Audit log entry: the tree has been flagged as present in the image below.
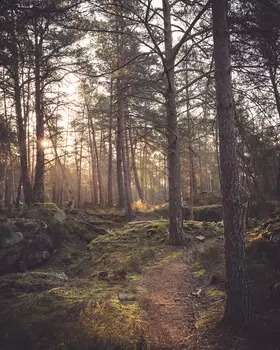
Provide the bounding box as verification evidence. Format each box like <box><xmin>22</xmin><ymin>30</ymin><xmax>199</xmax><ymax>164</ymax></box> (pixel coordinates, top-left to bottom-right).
<box><xmin>212</xmin><ymin>0</ymin><xmax>251</xmax><ymax>325</ymax></box>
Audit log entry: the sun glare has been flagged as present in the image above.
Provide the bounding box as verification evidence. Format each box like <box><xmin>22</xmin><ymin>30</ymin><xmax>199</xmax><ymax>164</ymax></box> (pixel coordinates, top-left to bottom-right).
<box><xmin>41</xmin><ymin>139</ymin><xmax>49</xmax><ymax>149</ymax></box>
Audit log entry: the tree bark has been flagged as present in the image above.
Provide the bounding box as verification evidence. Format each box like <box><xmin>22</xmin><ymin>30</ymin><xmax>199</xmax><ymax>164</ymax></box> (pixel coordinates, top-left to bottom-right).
<box><xmin>107</xmin><ymin>78</ymin><xmax>114</xmax><ymax>207</ymax></box>
<box><xmin>11</xmin><ymin>7</ymin><xmax>33</xmax><ymax>205</ymax></box>
<box><xmin>162</xmin><ymin>0</ymin><xmax>183</xmax><ymax>245</ymax></box>
<box><xmin>129</xmin><ymin>124</ymin><xmax>144</xmax><ymax>202</ymax></box>
<box><xmin>269</xmin><ymin>66</ymin><xmax>280</xmax><ymax>118</ymax></box>
<box><xmin>123</xmin><ymin>116</ymin><xmax>133</xmax><ymax>221</ymax></box>
<box><xmin>33</xmin><ymin>19</ymin><xmax>45</xmax><ymax>203</ymax></box>
<box><xmin>15</xmin><ymin>83</ymin><xmax>33</xmax><ymax>204</ymax></box>
<box><xmin>212</xmin><ymin>0</ymin><xmax>251</xmax><ymax>326</ymax></box>
<box><xmin>92</xmin><ymin>123</ymin><xmax>103</xmax><ymax>206</ymax></box>
<box><xmin>116</xmin><ymin>77</ymin><xmax>125</xmax><ymax>208</ymax></box>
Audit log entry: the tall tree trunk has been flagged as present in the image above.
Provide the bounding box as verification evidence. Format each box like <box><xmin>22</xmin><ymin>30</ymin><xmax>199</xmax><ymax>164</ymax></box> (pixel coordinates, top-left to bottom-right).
<box><xmin>124</xmin><ymin>113</ymin><xmax>133</xmax><ymax>206</ymax></box>
<box><xmin>87</xmin><ymin>111</ymin><xmax>98</xmax><ymax>205</ymax></box>
<box><xmin>33</xmin><ymin>23</ymin><xmax>45</xmax><ymax>203</ymax></box>
<box><xmin>116</xmin><ymin>77</ymin><xmax>125</xmax><ymax>208</ymax></box>
<box><xmin>107</xmin><ymin>78</ymin><xmax>114</xmax><ymax>207</ymax></box>
<box><xmin>91</xmin><ymin>123</ymin><xmax>103</xmax><ymax>206</ymax></box>
<box><xmin>123</xmin><ymin>117</ymin><xmax>133</xmax><ymax>221</ymax></box>
<box><xmin>212</xmin><ymin>0</ymin><xmax>251</xmax><ymax>325</ymax></box>
<box><xmin>15</xmin><ymin>84</ymin><xmax>33</xmax><ymax>204</ymax></box>
<box><xmin>185</xmin><ymin>61</ymin><xmax>194</xmax><ymax>219</ymax></box>
<box><xmin>269</xmin><ymin>66</ymin><xmax>280</xmax><ymax>118</ymax></box>
<box><xmin>15</xmin><ymin>177</ymin><xmax>22</xmax><ymax>208</ymax></box>
<box><xmin>129</xmin><ymin>123</ymin><xmax>144</xmax><ymax>202</ymax></box>
<box><xmin>11</xmin><ymin>6</ymin><xmax>32</xmax><ymax>204</ymax></box>
<box><xmin>163</xmin><ymin>0</ymin><xmax>183</xmax><ymax>245</ymax></box>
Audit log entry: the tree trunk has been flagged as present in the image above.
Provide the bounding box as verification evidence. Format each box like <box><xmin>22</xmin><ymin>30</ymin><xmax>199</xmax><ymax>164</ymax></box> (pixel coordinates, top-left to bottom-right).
<box><xmin>11</xmin><ymin>7</ymin><xmax>33</xmax><ymax>205</ymax></box>
<box><xmin>92</xmin><ymin>125</ymin><xmax>103</xmax><ymax>206</ymax></box>
<box><xmin>33</xmin><ymin>24</ymin><xmax>45</xmax><ymax>203</ymax></box>
<box><xmin>123</xmin><ymin>117</ymin><xmax>133</xmax><ymax>221</ymax></box>
<box><xmin>212</xmin><ymin>0</ymin><xmax>251</xmax><ymax>326</ymax></box>
<box><xmin>162</xmin><ymin>0</ymin><xmax>183</xmax><ymax>245</ymax></box>
<box><xmin>77</xmin><ymin>138</ymin><xmax>83</xmax><ymax>208</ymax></box>
<box><xmin>116</xmin><ymin>76</ymin><xmax>125</xmax><ymax>208</ymax></box>
<box><xmin>15</xmin><ymin>84</ymin><xmax>33</xmax><ymax>204</ymax></box>
<box><xmin>107</xmin><ymin>78</ymin><xmax>114</xmax><ymax>207</ymax></box>
<box><xmin>269</xmin><ymin>66</ymin><xmax>280</xmax><ymax>118</ymax></box>
<box><xmin>129</xmin><ymin>124</ymin><xmax>144</xmax><ymax>202</ymax></box>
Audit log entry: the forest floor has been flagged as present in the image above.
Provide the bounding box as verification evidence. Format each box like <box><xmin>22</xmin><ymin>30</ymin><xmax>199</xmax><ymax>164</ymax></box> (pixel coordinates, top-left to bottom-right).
<box><xmin>139</xmin><ymin>238</ymin><xmax>248</xmax><ymax>350</ymax></box>
<box><xmin>1</xmin><ymin>207</ymin><xmax>280</xmax><ymax>349</ymax></box>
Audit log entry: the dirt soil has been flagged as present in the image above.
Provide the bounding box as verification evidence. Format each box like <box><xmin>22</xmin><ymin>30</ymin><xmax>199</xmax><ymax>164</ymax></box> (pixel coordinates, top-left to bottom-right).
<box><xmin>139</xmin><ymin>241</ymin><xmax>265</xmax><ymax>350</ymax></box>
<box><xmin>141</xmin><ymin>255</ymin><xmax>199</xmax><ymax>349</ymax></box>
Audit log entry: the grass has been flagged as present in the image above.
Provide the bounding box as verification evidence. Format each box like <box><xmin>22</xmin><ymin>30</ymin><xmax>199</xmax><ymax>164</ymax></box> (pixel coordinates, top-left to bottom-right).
<box><xmin>0</xmin><ymin>218</ymin><xmax>181</xmax><ymax>349</ymax></box>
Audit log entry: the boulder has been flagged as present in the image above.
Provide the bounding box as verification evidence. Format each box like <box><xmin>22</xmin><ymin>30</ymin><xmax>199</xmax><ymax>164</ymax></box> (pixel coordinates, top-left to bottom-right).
<box><xmin>0</xmin><ymin>223</ymin><xmax>23</xmax><ymax>249</ymax></box>
<box><xmin>0</xmin><ymin>244</ymin><xmax>24</xmax><ymax>274</ymax></box>
<box><xmin>23</xmin><ymin>250</ymin><xmax>50</xmax><ymax>269</ymax></box>
<box><xmin>26</xmin><ymin>203</ymin><xmax>67</xmax><ymax>225</ymax></box>
<box><xmin>0</xmin><ymin>223</ymin><xmax>24</xmax><ymax>274</ymax></box>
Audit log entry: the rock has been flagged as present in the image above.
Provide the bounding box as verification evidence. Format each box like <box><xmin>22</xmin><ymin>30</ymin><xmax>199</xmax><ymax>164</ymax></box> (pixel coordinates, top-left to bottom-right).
<box><xmin>194</xmin><ymin>205</ymin><xmax>223</xmax><ymax>222</ymax></box>
<box><xmin>0</xmin><ymin>244</ymin><xmax>24</xmax><ymax>274</ymax></box>
<box><xmin>210</xmin><ymin>275</ymin><xmax>225</xmax><ymax>285</ymax></box>
<box><xmin>0</xmin><ymin>223</ymin><xmax>25</xmax><ymax>274</ymax></box>
<box><xmin>195</xmin><ymin>235</ymin><xmax>206</xmax><ymax>242</ymax></box>
<box><xmin>110</xmin><ymin>269</ymin><xmax>127</xmax><ymax>281</ymax></box>
<box><xmin>98</xmin><ymin>271</ymin><xmax>108</xmax><ymax>280</ymax></box>
<box><xmin>0</xmin><ymin>223</ymin><xmax>24</xmax><ymax>249</ymax></box>
<box><xmin>217</xmin><ymin>220</ymin><xmax>224</xmax><ymax>228</ymax></box>
<box><xmin>32</xmin><ymin>230</ymin><xmax>53</xmax><ymax>251</ymax></box>
<box><xmin>191</xmin><ymin>288</ymin><xmax>202</xmax><ymax>298</ymax></box>
<box><xmin>182</xmin><ymin>206</ymin><xmax>190</xmax><ymax>220</ymax></box>
<box><xmin>24</xmin><ymin>250</ymin><xmax>50</xmax><ymax>268</ymax></box>
<box><xmin>118</xmin><ymin>292</ymin><xmax>136</xmax><ymax>302</ymax></box>
<box><xmin>26</xmin><ymin>203</ymin><xmax>67</xmax><ymax>225</ymax></box>
<box><xmin>54</xmin><ymin>272</ymin><xmax>68</xmax><ymax>281</ymax></box>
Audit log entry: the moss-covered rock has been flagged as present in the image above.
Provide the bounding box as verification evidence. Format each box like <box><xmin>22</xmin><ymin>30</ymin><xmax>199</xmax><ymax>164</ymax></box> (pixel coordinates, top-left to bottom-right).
<box><xmin>25</xmin><ymin>202</ymin><xmax>67</xmax><ymax>225</ymax></box>
<box><xmin>193</xmin><ymin>205</ymin><xmax>223</xmax><ymax>222</ymax></box>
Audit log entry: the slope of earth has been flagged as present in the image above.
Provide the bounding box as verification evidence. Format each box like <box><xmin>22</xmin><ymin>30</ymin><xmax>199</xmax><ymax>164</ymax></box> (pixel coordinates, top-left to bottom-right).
<box><xmin>2</xmin><ymin>206</ymin><xmax>279</xmax><ymax>350</ymax></box>
<box><xmin>0</xmin><ymin>209</ymin><xmax>224</xmax><ymax>350</ymax></box>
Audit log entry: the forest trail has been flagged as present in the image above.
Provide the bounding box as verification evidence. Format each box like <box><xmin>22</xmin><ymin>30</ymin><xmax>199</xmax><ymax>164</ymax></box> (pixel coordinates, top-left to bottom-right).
<box><xmin>140</xmin><ymin>252</ymin><xmax>200</xmax><ymax>350</ymax></box>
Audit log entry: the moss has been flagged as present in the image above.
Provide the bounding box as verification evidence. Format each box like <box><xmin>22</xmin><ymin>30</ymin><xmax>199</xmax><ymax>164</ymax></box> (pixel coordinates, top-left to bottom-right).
<box><xmin>79</xmin><ymin>298</ymin><xmax>143</xmax><ymax>348</ymax></box>
<box><xmin>148</xmin><ymin>204</ymin><xmax>169</xmax><ymax>218</ymax></box>
<box><xmin>207</xmin><ymin>288</ymin><xmax>225</xmax><ymax>298</ymax></box>
<box><xmin>87</xmin><ymin>220</ymin><xmax>170</xmax><ymax>275</ymax></box>
<box><xmin>0</xmin><ymin>269</ymin><xmax>145</xmax><ymax>349</ymax></box>
<box><xmin>193</xmin><ymin>269</ymin><xmax>206</xmax><ymax>277</ymax></box>
<box><xmin>195</xmin><ymin>303</ymin><xmax>223</xmax><ymax>329</ymax></box>
<box><xmin>193</xmin><ymin>205</ymin><xmax>223</xmax><ymax>222</ymax></box>
<box><xmin>0</xmin><ymin>217</ymin><xmax>186</xmax><ymax>349</ymax></box>
<box><xmin>183</xmin><ymin>221</ymin><xmax>221</xmax><ymax>238</ymax></box>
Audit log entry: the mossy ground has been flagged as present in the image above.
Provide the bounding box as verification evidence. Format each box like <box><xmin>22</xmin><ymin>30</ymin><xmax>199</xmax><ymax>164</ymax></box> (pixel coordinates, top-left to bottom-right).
<box><xmin>0</xmin><ymin>216</ymin><xmax>187</xmax><ymax>349</ymax></box>
<box><xmin>190</xmin><ymin>213</ymin><xmax>280</xmax><ymax>349</ymax></box>
<box><xmin>2</xmin><ymin>203</ymin><xmax>277</xmax><ymax>350</ymax></box>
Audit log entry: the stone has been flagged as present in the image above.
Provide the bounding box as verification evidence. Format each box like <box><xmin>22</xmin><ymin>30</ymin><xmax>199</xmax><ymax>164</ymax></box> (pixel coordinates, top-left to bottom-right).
<box><xmin>210</xmin><ymin>274</ymin><xmax>225</xmax><ymax>285</ymax></box>
<box><xmin>54</xmin><ymin>272</ymin><xmax>68</xmax><ymax>281</ymax></box>
<box><xmin>32</xmin><ymin>231</ymin><xmax>53</xmax><ymax>251</ymax></box>
<box><xmin>195</xmin><ymin>235</ymin><xmax>206</xmax><ymax>242</ymax></box>
<box><xmin>24</xmin><ymin>250</ymin><xmax>50</xmax><ymax>268</ymax></box>
<box><xmin>0</xmin><ymin>223</ymin><xmax>24</xmax><ymax>249</ymax></box>
<box><xmin>191</xmin><ymin>288</ymin><xmax>202</xmax><ymax>298</ymax></box>
<box><xmin>98</xmin><ymin>271</ymin><xmax>108</xmax><ymax>280</ymax></box>
<box><xmin>54</xmin><ymin>207</ymin><xmax>67</xmax><ymax>223</ymax></box>
<box><xmin>0</xmin><ymin>223</ymin><xmax>25</xmax><ymax>273</ymax></box>
<box><xmin>118</xmin><ymin>292</ymin><xmax>136</xmax><ymax>302</ymax></box>
<box><xmin>0</xmin><ymin>244</ymin><xmax>24</xmax><ymax>273</ymax></box>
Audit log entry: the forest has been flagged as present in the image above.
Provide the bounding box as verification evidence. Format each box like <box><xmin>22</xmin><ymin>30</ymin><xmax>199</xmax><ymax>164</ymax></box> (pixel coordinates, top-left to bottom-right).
<box><xmin>0</xmin><ymin>0</ymin><xmax>280</xmax><ymax>349</ymax></box>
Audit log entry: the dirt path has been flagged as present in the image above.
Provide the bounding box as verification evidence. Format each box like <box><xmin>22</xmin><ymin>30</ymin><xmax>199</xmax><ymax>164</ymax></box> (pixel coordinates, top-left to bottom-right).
<box><xmin>140</xmin><ymin>251</ymin><xmax>201</xmax><ymax>350</ymax></box>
